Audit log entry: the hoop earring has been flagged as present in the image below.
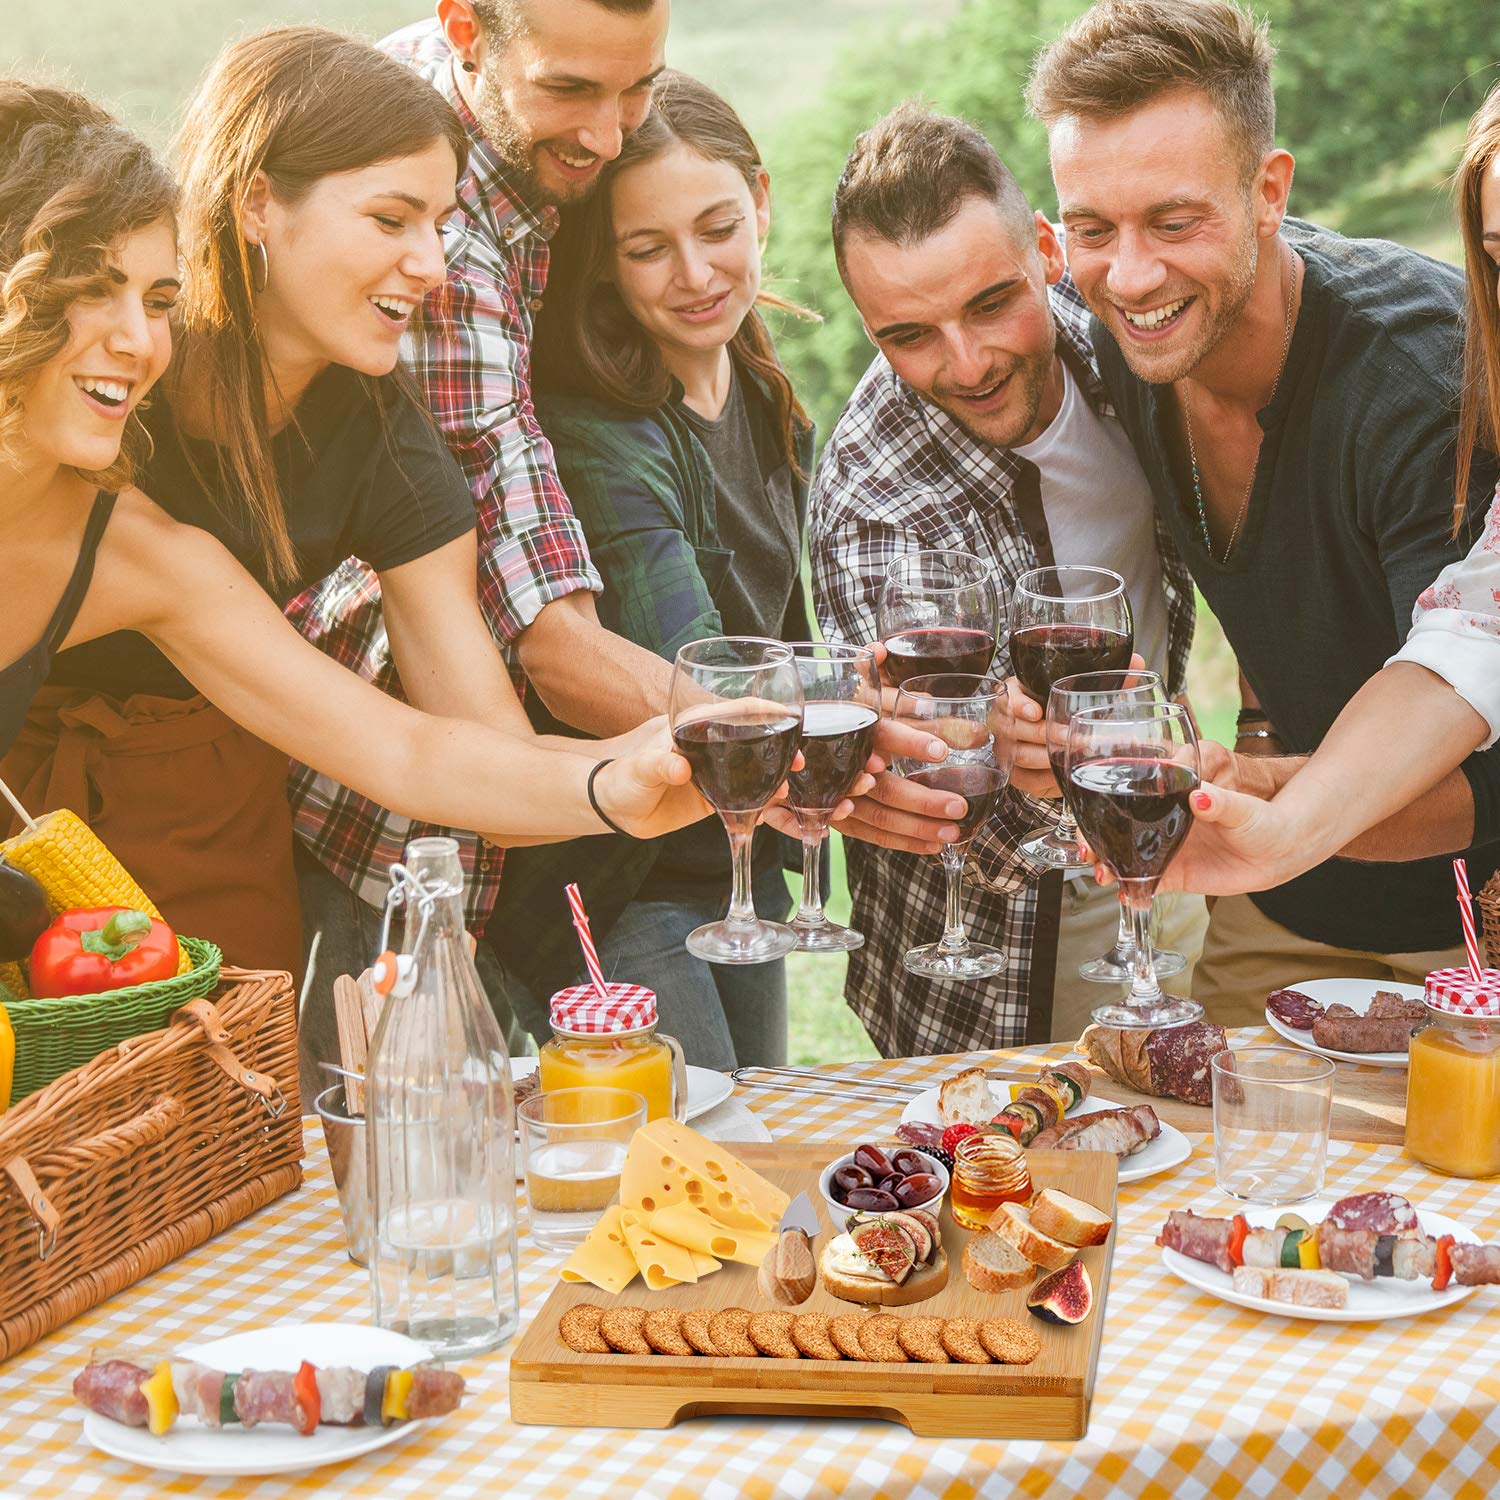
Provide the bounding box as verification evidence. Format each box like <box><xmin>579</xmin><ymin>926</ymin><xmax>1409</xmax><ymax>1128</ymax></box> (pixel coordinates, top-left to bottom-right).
<box><xmin>249</xmin><ymin>240</ymin><xmax>269</xmax><ymax>294</ymax></box>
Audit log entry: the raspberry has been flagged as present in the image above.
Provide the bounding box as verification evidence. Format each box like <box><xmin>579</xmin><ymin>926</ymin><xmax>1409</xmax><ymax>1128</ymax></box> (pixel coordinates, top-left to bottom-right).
<box><xmin>940</xmin><ymin>1123</ymin><xmax>980</xmax><ymax>1154</ymax></box>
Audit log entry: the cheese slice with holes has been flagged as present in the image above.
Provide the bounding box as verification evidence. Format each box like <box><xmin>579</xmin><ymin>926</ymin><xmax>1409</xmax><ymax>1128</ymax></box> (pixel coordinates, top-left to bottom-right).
<box><xmin>619</xmin><ymin>1118</ymin><xmax>788</xmax><ymax>1232</ymax></box>
<box><xmin>619</xmin><ymin>1208</ymin><xmax>700</xmax><ymax>1291</ymax></box>
<box><xmin>649</xmin><ymin>1202</ymin><xmax>776</xmax><ymax>1267</ymax></box>
<box><xmin>558</xmin><ymin>1205</ymin><xmax>638</xmax><ymax>1295</ymax></box>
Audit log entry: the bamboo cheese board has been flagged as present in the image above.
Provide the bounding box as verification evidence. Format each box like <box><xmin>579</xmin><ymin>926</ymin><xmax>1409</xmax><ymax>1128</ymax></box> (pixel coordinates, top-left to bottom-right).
<box><xmin>510</xmin><ymin>1143</ymin><xmax>1118</xmax><ymax>1439</ymax></box>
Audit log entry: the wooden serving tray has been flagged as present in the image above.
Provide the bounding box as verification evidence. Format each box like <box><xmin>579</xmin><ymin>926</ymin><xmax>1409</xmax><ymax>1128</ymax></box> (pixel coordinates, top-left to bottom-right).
<box><xmin>511</xmin><ymin>1144</ymin><xmax>1118</xmax><ymax>1438</ymax></box>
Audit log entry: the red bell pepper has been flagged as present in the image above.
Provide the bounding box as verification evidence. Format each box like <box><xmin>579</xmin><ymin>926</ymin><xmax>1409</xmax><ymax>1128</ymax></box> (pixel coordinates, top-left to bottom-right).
<box><xmin>1228</xmin><ymin>1214</ymin><xmax>1250</xmax><ymax>1268</ymax></box>
<box><xmin>29</xmin><ymin>907</ymin><xmax>177</xmax><ymax>997</ymax></box>
<box><xmin>1433</xmin><ymin>1233</ymin><xmax>1455</xmax><ymax>1292</ymax></box>
<box><xmin>292</xmin><ymin>1362</ymin><xmax>321</xmax><ymax>1435</ymax></box>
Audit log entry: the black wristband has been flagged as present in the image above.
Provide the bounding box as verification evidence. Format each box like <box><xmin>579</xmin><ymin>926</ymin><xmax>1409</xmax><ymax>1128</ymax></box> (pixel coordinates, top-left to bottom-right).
<box><xmin>1236</xmin><ymin>707</ymin><xmax>1270</xmax><ymax>728</ymax></box>
<box><xmin>587</xmin><ymin>758</ymin><xmax>634</xmax><ymax>838</ymax></box>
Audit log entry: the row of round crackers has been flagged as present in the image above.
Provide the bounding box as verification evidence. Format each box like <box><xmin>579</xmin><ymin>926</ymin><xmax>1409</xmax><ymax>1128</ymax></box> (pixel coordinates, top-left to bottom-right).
<box><xmin>560</xmin><ymin>1305</ymin><xmax>1041</xmax><ymax>1365</ymax></box>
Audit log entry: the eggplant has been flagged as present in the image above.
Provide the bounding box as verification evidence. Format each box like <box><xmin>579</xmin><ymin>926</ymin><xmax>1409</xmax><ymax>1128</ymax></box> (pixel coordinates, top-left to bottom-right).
<box><xmin>0</xmin><ymin>859</ymin><xmax>49</xmax><ymax>963</ymax></box>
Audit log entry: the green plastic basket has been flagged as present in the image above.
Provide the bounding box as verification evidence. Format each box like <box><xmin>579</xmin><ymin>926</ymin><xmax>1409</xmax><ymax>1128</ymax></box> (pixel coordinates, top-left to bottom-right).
<box><xmin>5</xmin><ymin>935</ymin><xmax>223</xmax><ymax>1106</ymax></box>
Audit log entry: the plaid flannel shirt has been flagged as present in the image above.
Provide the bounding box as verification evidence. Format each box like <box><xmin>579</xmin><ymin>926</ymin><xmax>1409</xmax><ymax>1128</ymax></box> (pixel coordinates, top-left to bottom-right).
<box><xmin>809</xmin><ymin>278</ymin><xmax>1195</xmax><ymax>1055</ymax></box>
<box><xmin>283</xmin><ymin>20</ymin><xmax>603</xmax><ymax>933</ymax></box>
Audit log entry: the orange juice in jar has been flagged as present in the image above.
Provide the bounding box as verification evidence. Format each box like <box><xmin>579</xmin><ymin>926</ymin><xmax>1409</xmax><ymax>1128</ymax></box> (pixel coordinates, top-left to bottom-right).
<box><xmin>538</xmin><ymin>982</ymin><xmax>687</xmax><ymax>1123</ymax></box>
<box><xmin>1405</xmin><ymin>967</ymin><xmax>1500</xmax><ymax>1179</ymax></box>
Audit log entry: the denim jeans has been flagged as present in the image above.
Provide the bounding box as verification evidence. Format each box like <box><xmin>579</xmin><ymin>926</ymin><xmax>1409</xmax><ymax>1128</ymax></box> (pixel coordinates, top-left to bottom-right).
<box><xmin>598</xmin><ymin>857</ymin><xmax>792</xmax><ymax>1071</ymax></box>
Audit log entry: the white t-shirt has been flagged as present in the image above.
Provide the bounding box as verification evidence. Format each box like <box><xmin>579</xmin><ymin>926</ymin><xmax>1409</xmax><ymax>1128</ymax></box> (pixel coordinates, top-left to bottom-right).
<box><xmin>1012</xmin><ymin>362</ymin><xmax>1171</xmax><ymax>681</ymax></box>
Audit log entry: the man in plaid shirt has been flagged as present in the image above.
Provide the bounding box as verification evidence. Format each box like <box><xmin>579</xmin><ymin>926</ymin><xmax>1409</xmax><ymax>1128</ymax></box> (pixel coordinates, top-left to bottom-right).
<box><xmin>812</xmin><ymin>105</ymin><xmax>1198</xmax><ymax>1055</ymax></box>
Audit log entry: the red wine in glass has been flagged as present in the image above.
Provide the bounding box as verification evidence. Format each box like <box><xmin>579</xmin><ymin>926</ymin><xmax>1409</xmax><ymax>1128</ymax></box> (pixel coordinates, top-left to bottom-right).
<box><xmin>1067</xmin><ymin>757</ymin><xmax>1198</xmax><ymax>882</ymax></box>
<box><xmin>672</xmin><ymin>713</ymin><xmax>802</xmax><ymax>813</ymax></box>
<box><xmin>882</xmin><ymin>628</ymin><xmax>997</xmax><ymax>686</ymax></box>
<box><xmin>905</xmin><ymin>764</ymin><xmax>1007</xmax><ymax>844</ymax></box>
<box><xmin>787</xmin><ymin>702</ymin><xmax>879</xmax><ymax>812</ymax></box>
<box><xmin>1010</xmin><ymin>624</ymin><xmax>1134</xmax><ymax>703</ymax></box>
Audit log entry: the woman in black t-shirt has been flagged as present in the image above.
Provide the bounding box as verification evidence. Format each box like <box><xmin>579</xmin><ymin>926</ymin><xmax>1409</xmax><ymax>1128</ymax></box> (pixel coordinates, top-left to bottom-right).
<box><xmin>0</xmin><ymin>76</ymin><xmax>710</xmax><ymax>992</ymax></box>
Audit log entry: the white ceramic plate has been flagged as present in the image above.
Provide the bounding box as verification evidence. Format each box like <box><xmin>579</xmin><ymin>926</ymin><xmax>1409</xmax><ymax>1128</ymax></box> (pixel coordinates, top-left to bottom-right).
<box><xmin>900</xmin><ymin>1082</ymin><xmax>1192</xmax><ymax>1185</ymax></box>
<box><xmin>509</xmin><ymin>1057</ymin><xmax>733</xmax><ymax>1121</ymax></box>
<box><xmin>1264</xmin><ymin>978</ymin><xmax>1425</xmax><ymax>1069</ymax></box>
<box><xmin>1160</xmin><ymin>1199</ymin><xmax>1479</xmax><ymax>1322</ymax></box>
<box><xmin>81</xmin><ymin>1323</ymin><xmax>445</xmax><ymax>1477</ymax></box>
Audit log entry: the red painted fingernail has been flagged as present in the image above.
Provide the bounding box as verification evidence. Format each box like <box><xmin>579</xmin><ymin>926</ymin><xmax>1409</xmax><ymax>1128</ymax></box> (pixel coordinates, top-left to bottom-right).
<box><xmin>1192</xmin><ymin>791</ymin><xmax>1211</xmax><ymax>811</ymax></box>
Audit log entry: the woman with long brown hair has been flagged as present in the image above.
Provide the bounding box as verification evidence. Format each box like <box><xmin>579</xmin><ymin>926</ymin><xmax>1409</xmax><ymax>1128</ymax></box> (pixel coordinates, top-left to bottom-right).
<box><xmin>1149</xmin><ymin>78</ymin><xmax>1500</xmax><ymax>895</ymax></box>
<box><xmin>0</xmin><ymin>64</ymin><xmax>711</xmax><ymax>1067</ymax></box>
<box><xmin>524</xmin><ymin>70</ymin><xmax>820</xmax><ymax>1068</ymax></box>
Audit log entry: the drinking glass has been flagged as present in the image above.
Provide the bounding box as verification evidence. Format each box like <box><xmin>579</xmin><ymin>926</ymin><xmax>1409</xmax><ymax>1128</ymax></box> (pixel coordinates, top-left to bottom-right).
<box><xmin>784</xmin><ymin>642</ymin><xmax>881</xmax><ymax>952</ymax></box>
<box><xmin>1211</xmin><ymin>1048</ymin><xmax>1335</xmax><ymax>1204</ymax></box>
<box><xmin>1012</xmin><ymin>565</ymin><xmax>1134</xmax><ymax>869</ymax></box>
<box><xmin>1045</xmin><ymin>668</ymin><xmax>1187</xmax><ymax>984</ymax></box>
<box><xmin>669</xmin><ymin>637</ymin><xmax>804</xmax><ymax>964</ymax></box>
<box><xmin>876</xmin><ymin>549</ymin><xmax>1001</xmax><ymax>688</ymax></box>
<box><xmin>891</xmin><ymin>674</ymin><xmax>1016</xmax><ymax>979</ymax></box>
<box><xmin>518</xmin><ymin>1087</ymin><xmax>646</xmax><ymax>1249</ymax></box>
<box><xmin>1066</xmin><ymin>701</ymin><xmax>1203</xmax><ymax>1028</ymax></box>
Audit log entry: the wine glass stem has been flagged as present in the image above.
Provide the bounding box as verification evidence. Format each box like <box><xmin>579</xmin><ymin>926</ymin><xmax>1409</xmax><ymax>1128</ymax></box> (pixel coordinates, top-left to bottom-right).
<box><xmin>938</xmin><ymin>846</ymin><xmax>971</xmax><ymax>955</ymax></box>
<box><xmin>795</xmin><ymin>815</ymin><xmax>829</xmax><ymax>927</ymax></box>
<box><xmin>722</xmin><ymin>811</ymin><xmax>760</xmax><ymax>932</ymax></box>
<box><xmin>1121</xmin><ymin>882</ymin><xmax>1162</xmax><ymax>1002</ymax></box>
<box><xmin>1054</xmin><ymin>807</ymin><xmax>1079</xmax><ymax>846</ymax></box>
<box><xmin>1110</xmin><ymin>895</ymin><xmax>1134</xmax><ymax>963</ymax></box>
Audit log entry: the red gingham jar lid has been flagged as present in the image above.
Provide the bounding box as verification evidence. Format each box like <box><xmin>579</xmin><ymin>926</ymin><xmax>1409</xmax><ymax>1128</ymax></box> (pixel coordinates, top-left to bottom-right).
<box><xmin>1425</xmin><ymin>968</ymin><xmax>1500</xmax><ymax>1018</ymax></box>
<box><xmin>549</xmin><ymin>982</ymin><xmax>659</xmax><ymax>1035</ymax></box>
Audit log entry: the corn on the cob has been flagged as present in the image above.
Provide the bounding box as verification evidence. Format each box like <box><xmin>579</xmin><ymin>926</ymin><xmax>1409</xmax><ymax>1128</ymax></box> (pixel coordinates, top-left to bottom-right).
<box><xmin>0</xmin><ymin>960</ymin><xmax>26</xmax><ymax>1000</ymax></box>
<box><xmin>1</xmin><ymin>810</ymin><xmax>191</xmax><ymax>976</ymax></box>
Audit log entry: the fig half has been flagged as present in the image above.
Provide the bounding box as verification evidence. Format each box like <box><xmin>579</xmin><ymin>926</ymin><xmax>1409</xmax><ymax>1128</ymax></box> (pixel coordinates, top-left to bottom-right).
<box><xmin>1026</xmin><ymin>1259</ymin><xmax>1093</xmax><ymax>1326</ymax></box>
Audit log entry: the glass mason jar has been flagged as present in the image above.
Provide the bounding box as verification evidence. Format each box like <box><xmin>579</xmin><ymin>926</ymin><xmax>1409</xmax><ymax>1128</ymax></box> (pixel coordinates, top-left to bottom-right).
<box><xmin>366</xmin><ymin>838</ymin><xmax>520</xmax><ymax>1357</ymax></box>
<box><xmin>1406</xmin><ymin>967</ymin><xmax>1500</xmax><ymax>1179</ymax></box>
<box><xmin>950</xmin><ymin>1131</ymin><xmax>1032</xmax><ymax>1230</ymax></box>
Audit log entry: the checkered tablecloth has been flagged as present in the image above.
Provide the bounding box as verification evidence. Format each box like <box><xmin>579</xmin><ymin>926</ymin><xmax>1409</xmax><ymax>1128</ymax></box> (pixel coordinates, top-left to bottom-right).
<box><xmin>4</xmin><ymin>1031</ymin><xmax>1499</xmax><ymax>1499</ymax></box>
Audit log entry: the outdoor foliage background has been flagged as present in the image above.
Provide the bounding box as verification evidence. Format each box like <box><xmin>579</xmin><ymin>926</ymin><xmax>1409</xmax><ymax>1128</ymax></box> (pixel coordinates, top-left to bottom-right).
<box><xmin>6</xmin><ymin>0</ymin><xmax>1492</xmax><ymax>1060</ymax></box>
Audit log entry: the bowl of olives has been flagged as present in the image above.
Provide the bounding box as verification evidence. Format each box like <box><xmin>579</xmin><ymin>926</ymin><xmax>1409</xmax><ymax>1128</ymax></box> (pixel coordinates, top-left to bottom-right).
<box><xmin>818</xmin><ymin>1142</ymin><xmax>949</xmax><ymax>1225</ymax></box>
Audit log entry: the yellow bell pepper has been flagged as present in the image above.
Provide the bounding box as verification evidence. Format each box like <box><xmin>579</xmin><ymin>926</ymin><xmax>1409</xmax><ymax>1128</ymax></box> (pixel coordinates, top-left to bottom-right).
<box><xmin>141</xmin><ymin>1360</ymin><xmax>178</xmax><ymax>1436</ymax></box>
<box><xmin>1299</xmin><ymin>1232</ymin><xmax>1322</xmax><ymax>1271</ymax></box>
<box><xmin>381</xmin><ymin>1368</ymin><xmax>414</xmax><ymax>1425</ymax></box>
<box><xmin>0</xmin><ymin>999</ymin><xmax>13</xmax><ymax>1113</ymax></box>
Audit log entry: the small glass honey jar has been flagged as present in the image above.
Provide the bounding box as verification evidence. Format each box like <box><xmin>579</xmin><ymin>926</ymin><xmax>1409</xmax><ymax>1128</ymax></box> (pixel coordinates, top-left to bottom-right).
<box><xmin>950</xmin><ymin>1132</ymin><xmax>1032</xmax><ymax>1229</ymax></box>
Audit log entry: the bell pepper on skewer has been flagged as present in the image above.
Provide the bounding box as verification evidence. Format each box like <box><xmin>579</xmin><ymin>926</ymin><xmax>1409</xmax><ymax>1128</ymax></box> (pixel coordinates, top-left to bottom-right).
<box><xmin>381</xmin><ymin>1368</ymin><xmax>414</xmax><ymax>1426</ymax></box>
<box><xmin>141</xmin><ymin>1361</ymin><xmax>178</xmax><ymax>1437</ymax></box>
<box><xmin>291</xmin><ymin>1362</ymin><xmax>321</xmax><ymax>1435</ymax></box>
<box><xmin>1433</xmin><ymin>1234</ymin><xmax>1455</xmax><ymax>1292</ymax></box>
<box><xmin>29</xmin><ymin>907</ymin><xmax>177</xmax><ymax>998</ymax></box>
<box><xmin>1227</xmin><ymin>1215</ymin><xmax>1250</xmax><ymax>1268</ymax></box>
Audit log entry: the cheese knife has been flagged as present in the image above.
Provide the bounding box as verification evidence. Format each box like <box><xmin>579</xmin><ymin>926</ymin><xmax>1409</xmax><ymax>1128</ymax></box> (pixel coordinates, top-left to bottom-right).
<box><xmin>757</xmin><ymin>1191</ymin><xmax>821</xmax><ymax>1306</ymax></box>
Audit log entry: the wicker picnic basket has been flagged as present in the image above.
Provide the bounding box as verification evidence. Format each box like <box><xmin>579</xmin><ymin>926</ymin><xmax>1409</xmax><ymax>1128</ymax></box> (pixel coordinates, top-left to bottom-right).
<box><xmin>0</xmin><ymin>966</ymin><xmax>303</xmax><ymax>1363</ymax></box>
<box><xmin>1481</xmin><ymin>870</ymin><xmax>1500</xmax><ymax>970</ymax></box>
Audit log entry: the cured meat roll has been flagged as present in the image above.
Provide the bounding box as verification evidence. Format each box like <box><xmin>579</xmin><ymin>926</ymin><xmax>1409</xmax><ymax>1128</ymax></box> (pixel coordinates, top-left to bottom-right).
<box><xmin>1157</xmin><ymin>1209</ymin><xmax>1235</xmax><ymax>1272</ymax></box>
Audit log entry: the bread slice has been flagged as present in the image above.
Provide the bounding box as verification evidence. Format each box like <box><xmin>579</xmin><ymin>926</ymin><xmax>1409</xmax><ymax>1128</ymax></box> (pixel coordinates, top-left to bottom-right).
<box><xmin>961</xmin><ymin>1231</ymin><xmax>1034</xmax><ymax>1293</ymax></box>
<box><xmin>819</xmin><ymin>1240</ymin><xmax>950</xmax><ymax>1306</ymax></box>
<box><xmin>938</xmin><ymin>1066</ymin><xmax>995</xmax><ymax>1127</ymax></box>
<box><xmin>1029</xmin><ymin>1189</ymin><xmax>1113</xmax><ymax>1249</ymax></box>
<box><xmin>987</xmin><ymin>1202</ymin><xmax>1076</xmax><ymax>1271</ymax></box>
<box><xmin>1231</xmin><ymin>1265</ymin><xmax>1348</xmax><ymax>1310</ymax></box>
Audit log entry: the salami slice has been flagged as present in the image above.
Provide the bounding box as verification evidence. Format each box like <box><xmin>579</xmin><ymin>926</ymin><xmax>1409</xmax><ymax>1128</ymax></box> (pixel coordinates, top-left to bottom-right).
<box><xmin>1265</xmin><ymin>988</ymin><xmax>1324</xmax><ymax>1031</ymax></box>
<box><xmin>1144</xmin><ymin>1023</ymin><xmax>1228</xmax><ymax>1106</ymax></box>
<box><xmin>894</xmin><ymin>1121</ymin><xmax>945</xmax><ymax>1151</ymax></box>
<box><xmin>1326</xmin><ymin>1191</ymin><xmax>1419</xmax><ymax>1238</ymax></box>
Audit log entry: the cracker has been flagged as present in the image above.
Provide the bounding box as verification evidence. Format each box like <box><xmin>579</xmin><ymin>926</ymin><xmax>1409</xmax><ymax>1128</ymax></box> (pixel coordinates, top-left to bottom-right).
<box><xmin>598</xmin><ymin>1306</ymin><xmax>651</xmax><ymax>1355</ymax></box>
<box><xmin>747</xmin><ymin>1311</ymin><xmax>799</xmax><ymax>1359</ymax></box>
<box><xmin>939</xmin><ymin>1316</ymin><xmax>992</xmax><ymax>1364</ymax></box>
<box><xmin>978</xmin><ymin>1317</ymin><xmax>1042</xmax><ymax>1365</ymax></box>
<box><xmin>828</xmin><ymin>1312</ymin><xmax>872</xmax><ymax>1361</ymax></box>
<box><xmin>681</xmin><ymin>1308</ymin><xmax>719</xmax><ymax>1356</ymax></box>
<box><xmin>558</xmin><ymin>1304</ymin><xmax>610</xmax><ymax>1354</ymax></box>
<box><xmin>896</xmin><ymin>1316</ymin><xmax>950</xmax><ymax>1363</ymax></box>
<box><xmin>707</xmin><ymin>1307</ymin><xmax>758</xmax><ymax>1358</ymax></box>
<box><xmin>790</xmin><ymin>1313</ymin><xmax>842</xmax><ymax>1360</ymax></box>
<box><xmin>856</xmin><ymin>1314</ymin><xmax>907</xmax><ymax>1363</ymax></box>
<box><xmin>642</xmin><ymin>1309</ymin><xmax>693</xmax><ymax>1356</ymax></box>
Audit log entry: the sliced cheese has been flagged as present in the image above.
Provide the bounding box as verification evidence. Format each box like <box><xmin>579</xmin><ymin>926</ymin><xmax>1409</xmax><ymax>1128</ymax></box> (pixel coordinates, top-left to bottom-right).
<box><xmin>558</xmin><ymin>1205</ymin><xmax>638</xmax><ymax>1295</ymax></box>
<box><xmin>619</xmin><ymin>1118</ymin><xmax>788</xmax><ymax>1233</ymax></box>
<box><xmin>649</xmin><ymin>1202</ymin><xmax>776</xmax><ymax>1268</ymax></box>
<box><xmin>688</xmin><ymin>1247</ymin><xmax>721</xmax><ymax>1279</ymax></box>
<box><xmin>619</xmin><ymin>1208</ymin><xmax>701</xmax><ymax>1291</ymax></box>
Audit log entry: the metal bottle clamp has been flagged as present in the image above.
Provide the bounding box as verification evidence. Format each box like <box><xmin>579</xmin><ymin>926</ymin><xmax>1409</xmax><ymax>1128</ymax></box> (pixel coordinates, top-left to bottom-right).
<box><xmin>371</xmin><ymin>862</ymin><xmax>459</xmax><ymax>998</ymax></box>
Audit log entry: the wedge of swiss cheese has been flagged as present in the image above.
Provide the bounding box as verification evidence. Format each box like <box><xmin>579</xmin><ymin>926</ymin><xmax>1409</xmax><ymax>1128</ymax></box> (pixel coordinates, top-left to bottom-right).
<box><xmin>620</xmin><ymin>1117</ymin><xmax>789</xmax><ymax>1231</ymax></box>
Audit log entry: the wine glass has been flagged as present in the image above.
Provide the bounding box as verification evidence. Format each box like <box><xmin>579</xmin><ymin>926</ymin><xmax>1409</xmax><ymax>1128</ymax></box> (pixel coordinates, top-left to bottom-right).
<box><xmin>1065</xmin><ymin>701</ymin><xmax>1203</xmax><ymax>1028</ymax></box>
<box><xmin>1046</xmin><ymin>669</ymin><xmax>1188</xmax><ymax>984</ymax></box>
<box><xmin>1011</xmin><ymin>565</ymin><xmax>1134</xmax><ymax>869</ymax></box>
<box><xmin>669</xmin><ymin>637</ymin><xmax>804</xmax><ymax>964</ymax></box>
<box><xmin>877</xmin><ymin>549</ymin><xmax>1001</xmax><ymax>688</ymax></box>
<box><xmin>891</xmin><ymin>674</ymin><xmax>1016</xmax><ymax>979</ymax></box>
<box><xmin>784</xmin><ymin>643</ymin><xmax>882</xmax><ymax>953</ymax></box>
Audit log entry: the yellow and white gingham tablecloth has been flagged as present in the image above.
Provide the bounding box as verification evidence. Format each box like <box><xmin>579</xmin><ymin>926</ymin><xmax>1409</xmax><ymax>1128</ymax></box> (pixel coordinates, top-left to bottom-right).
<box><xmin>3</xmin><ymin>1030</ymin><xmax>1499</xmax><ymax>1499</ymax></box>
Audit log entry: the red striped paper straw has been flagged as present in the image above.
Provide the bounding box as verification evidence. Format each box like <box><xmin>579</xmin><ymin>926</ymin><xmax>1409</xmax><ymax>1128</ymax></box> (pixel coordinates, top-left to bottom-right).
<box><xmin>1454</xmin><ymin>858</ymin><xmax>1483</xmax><ymax>981</ymax></box>
<box><xmin>565</xmin><ymin>882</ymin><xmax>611</xmax><ymax>1002</ymax></box>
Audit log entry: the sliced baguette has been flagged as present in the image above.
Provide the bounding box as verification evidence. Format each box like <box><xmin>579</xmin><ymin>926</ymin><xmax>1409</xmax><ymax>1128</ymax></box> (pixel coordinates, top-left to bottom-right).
<box><xmin>961</xmin><ymin>1231</ymin><xmax>1034</xmax><ymax>1293</ymax></box>
<box><xmin>938</xmin><ymin>1066</ymin><xmax>995</xmax><ymax>1127</ymax></box>
<box><xmin>1029</xmin><ymin>1189</ymin><xmax>1113</xmax><ymax>1249</ymax></box>
<box><xmin>1230</xmin><ymin>1265</ymin><xmax>1348</xmax><ymax>1310</ymax></box>
<box><xmin>987</xmin><ymin>1202</ymin><xmax>1076</xmax><ymax>1271</ymax></box>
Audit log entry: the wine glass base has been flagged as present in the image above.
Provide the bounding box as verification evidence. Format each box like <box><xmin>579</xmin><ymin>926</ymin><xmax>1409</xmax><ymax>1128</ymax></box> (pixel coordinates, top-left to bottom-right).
<box><xmin>1079</xmin><ymin>946</ymin><xmax>1187</xmax><ymax>983</ymax></box>
<box><xmin>1018</xmin><ymin>826</ymin><xmax>1090</xmax><ymax>871</ymax></box>
<box><xmin>686</xmin><ymin>919</ymin><xmax>798</xmax><ymax>966</ymax></box>
<box><xmin>791</xmin><ymin>919</ymin><xmax>865</xmax><ymax>953</ymax></box>
<box><xmin>1090</xmin><ymin>996</ymin><xmax>1204</xmax><ymax>1029</ymax></box>
<box><xmin>902</xmin><ymin>941</ymin><xmax>1006</xmax><ymax>980</ymax></box>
